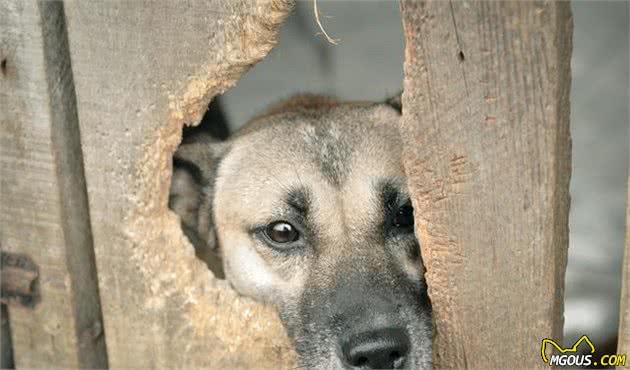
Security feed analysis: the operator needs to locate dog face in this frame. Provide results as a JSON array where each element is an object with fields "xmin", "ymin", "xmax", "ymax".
[{"xmin": 170, "ymin": 96, "xmax": 432, "ymax": 369}]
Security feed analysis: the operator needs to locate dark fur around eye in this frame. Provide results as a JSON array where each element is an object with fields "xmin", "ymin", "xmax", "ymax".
[
  {"xmin": 381, "ymin": 182, "xmax": 415, "ymax": 235},
  {"xmin": 393, "ymin": 201, "xmax": 414, "ymax": 231}
]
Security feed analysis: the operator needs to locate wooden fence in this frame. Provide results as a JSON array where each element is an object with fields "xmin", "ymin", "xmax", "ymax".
[{"xmin": 0, "ymin": 0, "xmax": 628, "ymax": 369}]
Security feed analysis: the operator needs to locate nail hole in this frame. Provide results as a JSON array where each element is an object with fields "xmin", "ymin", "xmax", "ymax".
[
  {"xmin": 458, "ymin": 51, "xmax": 465, "ymax": 62},
  {"xmin": 1, "ymin": 59, "xmax": 7, "ymax": 76}
]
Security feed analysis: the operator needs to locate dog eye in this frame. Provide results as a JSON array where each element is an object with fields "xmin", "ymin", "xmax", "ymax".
[
  {"xmin": 393, "ymin": 201, "xmax": 414, "ymax": 231},
  {"xmin": 265, "ymin": 221, "xmax": 300, "ymax": 244}
]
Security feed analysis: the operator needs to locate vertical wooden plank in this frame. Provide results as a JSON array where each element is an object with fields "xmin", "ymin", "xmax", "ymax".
[
  {"xmin": 619, "ymin": 178, "xmax": 630, "ymax": 357},
  {"xmin": 0, "ymin": 0, "xmax": 107, "ymax": 367},
  {"xmin": 63, "ymin": 0, "xmax": 297, "ymax": 368},
  {"xmin": 400, "ymin": 1, "xmax": 572, "ymax": 368}
]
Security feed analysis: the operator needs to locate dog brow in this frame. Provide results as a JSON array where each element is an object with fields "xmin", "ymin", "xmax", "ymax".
[{"xmin": 285, "ymin": 188, "xmax": 311, "ymax": 217}]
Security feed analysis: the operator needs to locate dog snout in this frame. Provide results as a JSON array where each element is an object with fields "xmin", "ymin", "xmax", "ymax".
[{"xmin": 341, "ymin": 327, "xmax": 410, "ymax": 369}]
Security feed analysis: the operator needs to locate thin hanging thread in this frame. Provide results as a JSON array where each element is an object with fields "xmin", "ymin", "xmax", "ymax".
[{"xmin": 313, "ymin": 0, "xmax": 339, "ymax": 45}]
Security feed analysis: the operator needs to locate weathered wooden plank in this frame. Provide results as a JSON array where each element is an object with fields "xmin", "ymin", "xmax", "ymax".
[
  {"xmin": 400, "ymin": 1, "xmax": 572, "ymax": 368},
  {"xmin": 63, "ymin": 0, "xmax": 297, "ymax": 368},
  {"xmin": 619, "ymin": 178, "xmax": 630, "ymax": 357},
  {"xmin": 0, "ymin": 0, "xmax": 107, "ymax": 367}
]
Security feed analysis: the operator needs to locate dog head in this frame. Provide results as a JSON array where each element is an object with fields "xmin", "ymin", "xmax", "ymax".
[{"xmin": 170, "ymin": 95, "xmax": 432, "ymax": 369}]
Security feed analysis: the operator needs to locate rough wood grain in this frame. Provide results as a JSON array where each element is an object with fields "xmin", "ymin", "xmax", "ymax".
[
  {"xmin": 0, "ymin": 1, "xmax": 107, "ymax": 367},
  {"xmin": 63, "ymin": 0, "xmax": 297, "ymax": 368},
  {"xmin": 400, "ymin": 2, "xmax": 573, "ymax": 368},
  {"xmin": 619, "ymin": 178, "xmax": 630, "ymax": 358}
]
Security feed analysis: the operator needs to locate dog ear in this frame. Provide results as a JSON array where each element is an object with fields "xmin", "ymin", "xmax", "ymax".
[
  {"xmin": 385, "ymin": 90, "xmax": 403, "ymax": 114},
  {"xmin": 169, "ymin": 132, "xmax": 227, "ymax": 277}
]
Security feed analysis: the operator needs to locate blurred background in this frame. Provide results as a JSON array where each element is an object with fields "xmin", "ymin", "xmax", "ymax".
[{"xmin": 217, "ymin": 1, "xmax": 629, "ymax": 349}]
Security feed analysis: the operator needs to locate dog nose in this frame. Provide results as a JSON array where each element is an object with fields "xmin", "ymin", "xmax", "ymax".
[{"xmin": 341, "ymin": 327, "xmax": 410, "ymax": 369}]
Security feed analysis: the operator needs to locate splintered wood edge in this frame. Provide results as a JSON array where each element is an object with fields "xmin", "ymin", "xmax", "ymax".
[{"xmin": 125, "ymin": 0, "xmax": 298, "ymax": 367}]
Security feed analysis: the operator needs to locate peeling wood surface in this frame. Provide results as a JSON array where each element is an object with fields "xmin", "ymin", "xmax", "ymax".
[
  {"xmin": 0, "ymin": 1, "xmax": 108, "ymax": 367},
  {"xmin": 400, "ymin": 2, "xmax": 573, "ymax": 368},
  {"xmin": 63, "ymin": 0, "xmax": 297, "ymax": 368}
]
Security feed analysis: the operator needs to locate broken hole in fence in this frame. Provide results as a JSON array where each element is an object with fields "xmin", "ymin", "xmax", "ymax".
[{"xmin": 169, "ymin": 97, "xmax": 229, "ymax": 279}]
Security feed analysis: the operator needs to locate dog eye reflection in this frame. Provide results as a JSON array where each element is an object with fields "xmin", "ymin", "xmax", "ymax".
[{"xmin": 265, "ymin": 221, "xmax": 300, "ymax": 243}]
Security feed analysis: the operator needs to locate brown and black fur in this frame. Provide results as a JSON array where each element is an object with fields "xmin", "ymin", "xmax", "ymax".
[{"xmin": 169, "ymin": 94, "xmax": 432, "ymax": 370}]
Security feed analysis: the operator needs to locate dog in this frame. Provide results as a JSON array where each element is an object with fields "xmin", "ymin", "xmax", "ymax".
[{"xmin": 169, "ymin": 94, "xmax": 432, "ymax": 369}]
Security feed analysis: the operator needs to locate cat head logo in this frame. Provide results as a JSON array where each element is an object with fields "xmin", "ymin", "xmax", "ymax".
[{"xmin": 541, "ymin": 335, "xmax": 595, "ymax": 366}]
